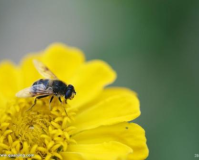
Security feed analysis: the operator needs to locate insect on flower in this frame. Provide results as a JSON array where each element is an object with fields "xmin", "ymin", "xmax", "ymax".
[{"xmin": 16, "ymin": 59, "xmax": 76, "ymax": 111}]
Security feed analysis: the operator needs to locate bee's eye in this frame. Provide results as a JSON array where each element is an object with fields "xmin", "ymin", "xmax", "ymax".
[{"xmin": 65, "ymin": 90, "xmax": 72, "ymax": 99}]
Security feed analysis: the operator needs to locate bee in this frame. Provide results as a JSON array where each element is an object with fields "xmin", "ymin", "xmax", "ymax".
[{"xmin": 16, "ymin": 60, "xmax": 76, "ymax": 111}]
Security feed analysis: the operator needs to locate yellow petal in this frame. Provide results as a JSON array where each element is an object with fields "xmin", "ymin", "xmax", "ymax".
[
  {"xmin": 0, "ymin": 61, "xmax": 21, "ymax": 98},
  {"xmin": 42, "ymin": 43, "xmax": 85, "ymax": 82},
  {"xmin": 82, "ymin": 87, "xmax": 137, "ymax": 110},
  {"xmin": 0, "ymin": 93, "xmax": 7, "ymax": 114},
  {"xmin": 69, "ymin": 60, "xmax": 116, "ymax": 108},
  {"xmin": 72, "ymin": 88, "xmax": 140, "ymax": 133},
  {"xmin": 61, "ymin": 152, "xmax": 84, "ymax": 160},
  {"xmin": 73, "ymin": 122, "xmax": 149, "ymax": 160},
  {"xmin": 67, "ymin": 141, "xmax": 132, "ymax": 160},
  {"xmin": 20, "ymin": 54, "xmax": 43, "ymax": 87}
]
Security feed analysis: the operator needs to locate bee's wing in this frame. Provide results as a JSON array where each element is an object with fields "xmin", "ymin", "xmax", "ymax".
[
  {"xmin": 16, "ymin": 87, "xmax": 34, "ymax": 97},
  {"xmin": 33, "ymin": 59, "xmax": 58, "ymax": 79},
  {"xmin": 16, "ymin": 84, "xmax": 54, "ymax": 98}
]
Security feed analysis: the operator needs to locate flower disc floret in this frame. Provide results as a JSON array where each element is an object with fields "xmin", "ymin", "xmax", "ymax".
[{"xmin": 0, "ymin": 98, "xmax": 77, "ymax": 160}]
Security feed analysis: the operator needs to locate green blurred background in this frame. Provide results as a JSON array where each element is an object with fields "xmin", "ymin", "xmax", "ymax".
[{"xmin": 0, "ymin": 1, "xmax": 198, "ymax": 159}]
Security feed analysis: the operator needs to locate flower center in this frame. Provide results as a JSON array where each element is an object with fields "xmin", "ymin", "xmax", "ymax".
[
  {"xmin": 11, "ymin": 111, "xmax": 51, "ymax": 146},
  {"xmin": 0, "ymin": 98, "xmax": 77, "ymax": 160}
]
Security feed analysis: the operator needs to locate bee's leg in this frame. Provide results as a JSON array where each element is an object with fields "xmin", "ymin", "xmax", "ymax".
[
  {"xmin": 27, "ymin": 97, "xmax": 38, "ymax": 111},
  {"xmin": 65, "ymin": 99, "xmax": 67, "ymax": 104},
  {"xmin": 58, "ymin": 97, "xmax": 63, "ymax": 104},
  {"xmin": 49, "ymin": 96, "xmax": 54, "ymax": 110},
  {"xmin": 27, "ymin": 95, "xmax": 48, "ymax": 111},
  {"xmin": 59, "ymin": 97, "xmax": 68, "ymax": 115}
]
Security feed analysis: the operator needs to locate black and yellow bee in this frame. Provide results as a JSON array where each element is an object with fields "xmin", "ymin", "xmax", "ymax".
[{"xmin": 16, "ymin": 60, "xmax": 76, "ymax": 110}]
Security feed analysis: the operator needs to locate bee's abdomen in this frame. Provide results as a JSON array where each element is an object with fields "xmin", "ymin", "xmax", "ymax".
[
  {"xmin": 33, "ymin": 79, "xmax": 49, "ymax": 86},
  {"xmin": 32, "ymin": 79, "xmax": 50, "ymax": 93}
]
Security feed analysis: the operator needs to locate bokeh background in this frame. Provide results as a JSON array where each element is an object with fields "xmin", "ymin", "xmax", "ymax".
[{"xmin": 0, "ymin": 1, "xmax": 199, "ymax": 159}]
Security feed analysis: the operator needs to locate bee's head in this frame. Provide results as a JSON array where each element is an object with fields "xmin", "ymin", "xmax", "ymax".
[{"xmin": 65, "ymin": 84, "xmax": 76, "ymax": 100}]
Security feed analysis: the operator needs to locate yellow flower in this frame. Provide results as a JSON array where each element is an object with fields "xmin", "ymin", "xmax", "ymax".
[{"xmin": 0, "ymin": 43, "xmax": 148, "ymax": 160}]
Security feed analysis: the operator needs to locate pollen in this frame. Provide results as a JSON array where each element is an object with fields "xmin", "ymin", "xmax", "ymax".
[{"xmin": 0, "ymin": 98, "xmax": 77, "ymax": 160}]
